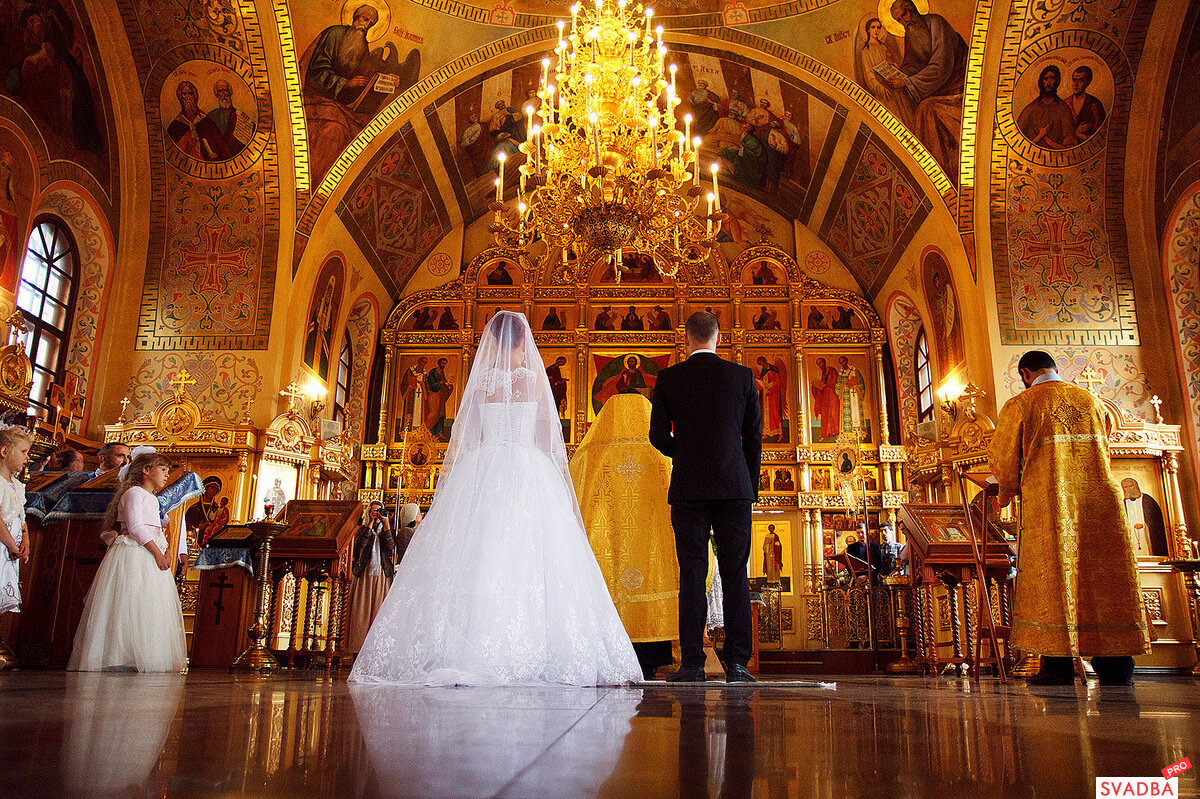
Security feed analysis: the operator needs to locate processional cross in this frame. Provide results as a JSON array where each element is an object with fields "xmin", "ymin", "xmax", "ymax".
[
  {"xmin": 279, "ymin": 381, "xmax": 306, "ymax": 413},
  {"xmin": 1076, "ymin": 366, "xmax": 1104, "ymax": 395},
  {"xmin": 169, "ymin": 369, "xmax": 198, "ymax": 400}
]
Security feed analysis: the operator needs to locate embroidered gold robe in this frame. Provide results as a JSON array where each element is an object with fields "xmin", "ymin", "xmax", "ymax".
[
  {"xmin": 988, "ymin": 380, "xmax": 1150, "ymax": 657},
  {"xmin": 570, "ymin": 393, "xmax": 679, "ymax": 643}
]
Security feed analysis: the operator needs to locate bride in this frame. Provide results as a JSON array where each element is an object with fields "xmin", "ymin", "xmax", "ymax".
[{"xmin": 350, "ymin": 311, "xmax": 642, "ymax": 686}]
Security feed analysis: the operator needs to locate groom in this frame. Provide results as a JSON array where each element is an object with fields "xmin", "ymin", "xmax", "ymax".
[{"xmin": 649, "ymin": 311, "xmax": 762, "ymax": 682}]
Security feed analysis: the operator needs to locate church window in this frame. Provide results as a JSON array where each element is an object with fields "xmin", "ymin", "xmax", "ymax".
[
  {"xmin": 333, "ymin": 333, "xmax": 352, "ymax": 424},
  {"xmin": 17, "ymin": 218, "xmax": 78, "ymax": 414},
  {"xmin": 915, "ymin": 328, "xmax": 933, "ymax": 422}
]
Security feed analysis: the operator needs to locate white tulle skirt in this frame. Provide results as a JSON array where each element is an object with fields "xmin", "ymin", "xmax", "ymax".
[
  {"xmin": 67, "ymin": 535, "xmax": 187, "ymax": 673},
  {"xmin": 349, "ymin": 443, "xmax": 642, "ymax": 686}
]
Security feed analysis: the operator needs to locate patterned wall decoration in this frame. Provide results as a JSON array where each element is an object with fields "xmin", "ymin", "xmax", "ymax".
[
  {"xmin": 120, "ymin": 1, "xmax": 280, "ymax": 351},
  {"xmin": 344, "ymin": 295, "xmax": 379, "ymax": 482},
  {"xmin": 885, "ymin": 293, "xmax": 923, "ymax": 442},
  {"xmin": 820, "ymin": 127, "xmax": 932, "ymax": 298},
  {"xmin": 1000, "ymin": 347, "xmax": 1151, "ymax": 418},
  {"xmin": 125, "ymin": 353, "xmax": 263, "ymax": 425},
  {"xmin": 0, "ymin": 0, "xmax": 116, "ymax": 195},
  {"xmin": 336, "ymin": 125, "xmax": 451, "ymax": 295},
  {"xmin": 1163, "ymin": 185, "xmax": 1200, "ymax": 479},
  {"xmin": 920, "ymin": 248, "xmax": 964, "ymax": 377},
  {"xmin": 37, "ymin": 187, "xmax": 112, "ymax": 426},
  {"xmin": 989, "ymin": 2, "xmax": 1148, "ymax": 346}
]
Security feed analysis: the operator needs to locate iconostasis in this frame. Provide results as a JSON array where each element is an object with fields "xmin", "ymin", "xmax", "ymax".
[{"xmin": 363, "ymin": 244, "xmax": 909, "ymax": 646}]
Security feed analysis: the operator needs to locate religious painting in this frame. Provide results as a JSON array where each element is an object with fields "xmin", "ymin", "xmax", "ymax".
[
  {"xmin": 296, "ymin": 1, "xmax": 422, "ymax": 185},
  {"xmin": 478, "ymin": 256, "xmax": 521, "ymax": 286},
  {"xmin": 542, "ymin": 350, "xmax": 573, "ymax": 443},
  {"xmin": 285, "ymin": 506, "xmax": 345, "ymax": 539},
  {"xmin": 740, "ymin": 257, "xmax": 787, "ymax": 286},
  {"xmin": 684, "ymin": 303, "xmax": 729, "ymax": 330},
  {"xmin": 832, "ymin": 443, "xmax": 860, "ymax": 478},
  {"xmin": 811, "ymin": 466, "xmax": 832, "ymax": 491},
  {"xmin": 717, "ymin": 195, "xmax": 790, "ymax": 253},
  {"xmin": 1110, "ymin": 461, "xmax": 1172, "ymax": 559},
  {"xmin": 846, "ymin": 1, "xmax": 969, "ymax": 182},
  {"xmin": 593, "ymin": 305, "xmax": 674, "ymax": 332},
  {"xmin": 0, "ymin": 130, "xmax": 34, "ymax": 293},
  {"xmin": 0, "ymin": 0, "xmax": 110, "ymax": 186},
  {"xmin": 770, "ymin": 467, "xmax": 796, "ymax": 493},
  {"xmin": 159, "ymin": 61, "xmax": 257, "ymax": 165},
  {"xmin": 258, "ymin": 461, "xmax": 299, "ymax": 518},
  {"xmin": 594, "ymin": 251, "xmax": 666, "ymax": 284},
  {"xmin": 751, "ymin": 352, "xmax": 790, "ymax": 443},
  {"xmin": 821, "ymin": 511, "xmax": 859, "ymax": 559},
  {"xmin": 744, "ymin": 304, "xmax": 787, "ymax": 331},
  {"xmin": 589, "ymin": 353, "xmax": 671, "ymax": 416},
  {"xmin": 302, "ymin": 257, "xmax": 345, "ymax": 381},
  {"xmin": 185, "ymin": 474, "xmax": 232, "ymax": 548},
  {"xmin": 750, "ymin": 520, "xmax": 793, "ymax": 594},
  {"xmin": 807, "ymin": 352, "xmax": 874, "ymax": 444},
  {"xmin": 476, "ymin": 304, "xmax": 520, "ymax": 330},
  {"xmin": 802, "ymin": 303, "xmax": 863, "ymax": 330},
  {"xmin": 921, "ymin": 249, "xmax": 964, "ymax": 377},
  {"xmin": 406, "ymin": 304, "xmax": 461, "ymax": 331},
  {"xmin": 392, "ymin": 350, "xmax": 459, "ymax": 443},
  {"xmin": 535, "ymin": 304, "xmax": 575, "ymax": 331},
  {"xmin": 1013, "ymin": 49, "xmax": 1113, "ymax": 150}
]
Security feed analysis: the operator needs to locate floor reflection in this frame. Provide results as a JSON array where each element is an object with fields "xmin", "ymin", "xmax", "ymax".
[{"xmin": 0, "ymin": 672, "xmax": 1195, "ymax": 798}]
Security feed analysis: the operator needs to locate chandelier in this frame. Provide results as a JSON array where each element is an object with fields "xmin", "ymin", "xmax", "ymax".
[{"xmin": 489, "ymin": 0, "xmax": 724, "ymax": 283}]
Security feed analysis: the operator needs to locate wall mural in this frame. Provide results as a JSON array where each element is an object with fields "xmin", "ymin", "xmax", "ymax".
[
  {"xmin": 821, "ymin": 130, "xmax": 932, "ymax": 298},
  {"xmin": 999, "ymin": 347, "xmax": 1150, "ymax": 417},
  {"xmin": 124, "ymin": 5, "xmax": 280, "ymax": 351},
  {"xmin": 0, "ymin": 128, "xmax": 34, "ymax": 292},
  {"xmin": 885, "ymin": 293, "xmax": 923, "ymax": 442},
  {"xmin": 344, "ymin": 296, "xmax": 379, "ymax": 480},
  {"xmin": 125, "ymin": 353, "xmax": 263, "ymax": 425},
  {"xmin": 920, "ymin": 247, "xmax": 963, "ymax": 377},
  {"xmin": 336, "ymin": 128, "xmax": 450, "ymax": 294},
  {"xmin": 303, "ymin": 257, "xmax": 345, "ymax": 381},
  {"xmin": 1163, "ymin": 186, "xmax": 1200, "ymax": 477},
  {"xmin": 990, "ymin": 6, "xmax": 1144, "ymax": 347},
  {"xmin": 0, "ymin": 0, "xmax": 112, "ymax": 190},
  {"xmin": 1161, "ymin": 8, "xmax": 1200, "ymax": 213}
]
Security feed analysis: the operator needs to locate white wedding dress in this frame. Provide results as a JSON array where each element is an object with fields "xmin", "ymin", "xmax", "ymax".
[{"xmin": 350, "ymin": 316, "xmax": 641, "ymax": 686}]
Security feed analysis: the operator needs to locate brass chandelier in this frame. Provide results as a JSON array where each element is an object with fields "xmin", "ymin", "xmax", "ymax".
[{"xmin": 489, "ymin": 0, "xmax": 724, "ymax": 283}]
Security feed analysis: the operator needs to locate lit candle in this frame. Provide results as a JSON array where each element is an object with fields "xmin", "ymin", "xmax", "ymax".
[
  {"xmin": 649, "ymin": 114, "xmax": 659, "ymax": 167},
  {"xmin": 555, "ymin": 22, "xmax": 563, "ymax": 52},
  {"xmin": 531, "ymin": 124, "xmax": 541, "ymax": 170},
  {"xmin": 706, "ymin": 191, "xmax": 714, "ymax": 235},
  {"xmin": 497, "ymin": 151, "xmax": 506, "ymax": 201},
  {"xmin": 710, "ymin": 162, "xmax": 720, "ymax": 208},
  {"xmin": 669, "ymin": 63, "xmax": 677, "ymax": 96},
  {"xmin": 494, "ymin": 177, "xmax": 502, "ymax": 204},
  {"xmin": 571, "ymin": 3, "xmax": 579, "ymax": 32},
  {"xmin": 692, "ymin": 137, "xmax": 701, "ymax": 187},
  {"xmin": 684, "ymin": 112, "xmax": 692, "ymax": 146},
  {"xmin": 590, "ymin": 111, "xmax": 601, "ymax": 166}
]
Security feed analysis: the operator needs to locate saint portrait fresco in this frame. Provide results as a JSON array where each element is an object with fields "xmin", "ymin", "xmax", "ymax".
[
  {"xmin": 808, "ymin": 353, "xmax": 873, "ymax": 443},
  {"xmin": 590, "ymin": 353, "xmax": 671, "ymax": 415},
  {"xmin": 0, "ymin": 134, "xmax": 33, "ymax": 293},
  {"xmin": 302, "ymin": 258, "xmax": 345, "ymax": 380},
  {"xmin": 921, "ymin": 250, "xmax": 964, "ymax": 376},
  {"xmin": 1013, "ymin": 50, "xmax": 1113, "ymax": 151},
  {"xmin": 160, "ymin": 64, "xmax": 257, "ymax": 164},
  {"xmin": 753, "ymin": 354, "xmax": 789, "ymax": 443},
  {"xmin": 394, "ymin": 351, "xmax": 458, "ymax": 443}
]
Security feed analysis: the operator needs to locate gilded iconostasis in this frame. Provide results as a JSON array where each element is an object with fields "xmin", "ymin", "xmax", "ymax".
[{"xmin": 0, "ymin": 0, "xmax": 1198, "ymax": 548}]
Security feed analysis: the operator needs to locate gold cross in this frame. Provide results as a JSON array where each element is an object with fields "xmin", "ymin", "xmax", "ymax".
[
  {"xmin": 168, "ymin": 369, "xmax": 198, "ymax": 399},
  {"xmin": 279, "ymin": 381, "xmax": 306, "ymax": 412},
  {"xmin": 118, "ymin": 396, "xmax": 130, "ymax": 423},
  {"xmin": 1150, "ymin": 395, "xmax": 1163, "ymax": 424},
  {"xmin": 1076, "ymin": 366, "xmax": 1103, "ymax": 395},
  {"xmin": 614, "ymin": 455, "xmax": 643, "ymax": 484}
]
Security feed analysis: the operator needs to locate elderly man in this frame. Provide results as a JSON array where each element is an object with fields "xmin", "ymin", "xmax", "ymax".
[
  {"xmin": 95, "ymin": 442, "xmax": 130, "ymax": 475},
  {"xmin": 989, "ymin": 350, "xmax": 1149, "ymax": 686},
  {"xmin": 202, "ymin": 79, "xmax": 248, "ymax": 160}
]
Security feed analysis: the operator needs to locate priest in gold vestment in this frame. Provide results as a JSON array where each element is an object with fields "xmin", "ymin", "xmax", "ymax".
[
  {"xmin": 988, "ymin": 351, "xmax": 1150, "ymax": 686},
  {"xmin": 570, "ymin": 393, "xmax": 679, "ymax": 680}
]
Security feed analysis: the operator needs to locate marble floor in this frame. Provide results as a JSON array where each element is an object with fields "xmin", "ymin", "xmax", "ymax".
[{"xmin": 0, "ymin": 670, "xmax": 1196, "ymax": 798}]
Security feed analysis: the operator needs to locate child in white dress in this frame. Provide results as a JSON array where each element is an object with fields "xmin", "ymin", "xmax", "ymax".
[
  {"xmin": 68, "ymin": 451, "xmax": 187, "ymax": 672},
  {"xmin": 0, "ymin": 425, "xmax": 32, "ymax": 617}
]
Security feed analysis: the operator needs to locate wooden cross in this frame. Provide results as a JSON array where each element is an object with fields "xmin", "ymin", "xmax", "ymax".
[
  {"xmin": 1150, "ymin": 395, "xmax": 1163, "ymax": 424},
  {"xmin": 168, "ymin": 369, "xmax": 198, "ymax": 399},
  {"xmin": 1076, "ymin": 366, "xmax": 1104, "ymax": 395},
  {"xmin": 279, "ymin": 381, "xmax": 306, "ymax": 412}
]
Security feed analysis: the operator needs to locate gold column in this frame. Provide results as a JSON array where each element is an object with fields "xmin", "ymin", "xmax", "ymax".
[
  {"xmin": 1163, "ymin": 453, "xmax": 1194, "ymax": 557},
  {"xmin": 377, "ymin": 346, "xmax": 394, "ymax": 444},
  {"xmin": 874, "ymin": 343, "xmax": 891, "ymax": 445}
]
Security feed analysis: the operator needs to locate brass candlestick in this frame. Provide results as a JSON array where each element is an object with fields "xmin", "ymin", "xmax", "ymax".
[{"xmin": 232, "ymin": 519, "xmax": 288, "ymax": 673}]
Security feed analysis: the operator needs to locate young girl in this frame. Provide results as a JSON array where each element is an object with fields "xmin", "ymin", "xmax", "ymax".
[
  {"xmin": 0, "ymin": 425, "xmax": 32, "ymax": 617},
  {"xmin": 68, "ymin": 451, "xmax": 187, "ymax": 672}
]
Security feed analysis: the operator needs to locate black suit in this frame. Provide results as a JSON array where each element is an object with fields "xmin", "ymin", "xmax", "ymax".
[{"xmin": 649, "ymin": 351, "xmax": 762, "ymax": 669}]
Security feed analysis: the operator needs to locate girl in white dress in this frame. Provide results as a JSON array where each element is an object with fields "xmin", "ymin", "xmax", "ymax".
[
  {"xmin": 0, "ymin": 425, "xmax": 32, "ymax": 617},
  {"xmin": 350, "ymin": 311, "xmax": 641, "ymax": 686},
  {"xmin": 68, "ymin": 451, "xmax": 187, "ymax": 672}
]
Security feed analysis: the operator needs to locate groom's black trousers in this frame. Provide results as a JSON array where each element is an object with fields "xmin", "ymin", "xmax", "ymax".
[{"xmin": 671, "ymin": 498, "xmax": 753, "ymax": 669}]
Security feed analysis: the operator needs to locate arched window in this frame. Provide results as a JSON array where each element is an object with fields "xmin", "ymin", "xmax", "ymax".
[
  {"xmin": 915, "ymin": 328, "xmax": 934, "ymax": 422},
  {"xmin": 333, "ymin": 333, "xmax": 352, "ymax": 424},
  {"xmin": 18, "ymin": 219, "xmax": 77, "ymax": 413}
]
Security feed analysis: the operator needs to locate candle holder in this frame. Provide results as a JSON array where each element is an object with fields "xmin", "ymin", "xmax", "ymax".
[
  {"xmin": 1164, "ymin": 559, "xmax": 1200, "ymax": 677},
  {"xmin": 231, "ymin": 519, "xmax": 289, "ymax": 673}
]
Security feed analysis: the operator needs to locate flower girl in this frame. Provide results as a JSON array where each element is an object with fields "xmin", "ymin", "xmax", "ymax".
[
  {"xmin": 0, "ymin": 425, "xmax": 32, "ymax": 618},
  {"xmin": 68, "ymin": 451, "xmax": 187, "ymax": 672}
]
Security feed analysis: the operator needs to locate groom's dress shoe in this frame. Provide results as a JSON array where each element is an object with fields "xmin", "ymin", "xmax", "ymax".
[
  {"xmin": 666, "ymin": 666, "xmax": 707, "ymax": 683},
  {"xmin": 725, "ymin": 664, "xmax": 756, "ymax": 683}
]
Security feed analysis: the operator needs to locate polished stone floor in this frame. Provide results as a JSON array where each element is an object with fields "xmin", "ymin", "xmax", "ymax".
[{"xmin": 1, "ymin": 669, "xmax": 1196, "ymax": 798}]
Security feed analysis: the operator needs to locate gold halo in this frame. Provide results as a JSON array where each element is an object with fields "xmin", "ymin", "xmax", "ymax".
[
  {"xmin": 877, "ymin": 0, "xmax": 929, "ymax": 37},
  {"xmin": 341, "ymin": 0, "xmax": 391, "ymax": 43}
]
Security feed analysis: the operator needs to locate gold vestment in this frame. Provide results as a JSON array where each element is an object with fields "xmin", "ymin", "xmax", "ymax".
[
  {"xmin": 988, "ymin": 380, "xmax": 1150, "ymax": 657},
  {"xmin": 570, "ymin": 393, "xmax": 679, "ymax": 643}
]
